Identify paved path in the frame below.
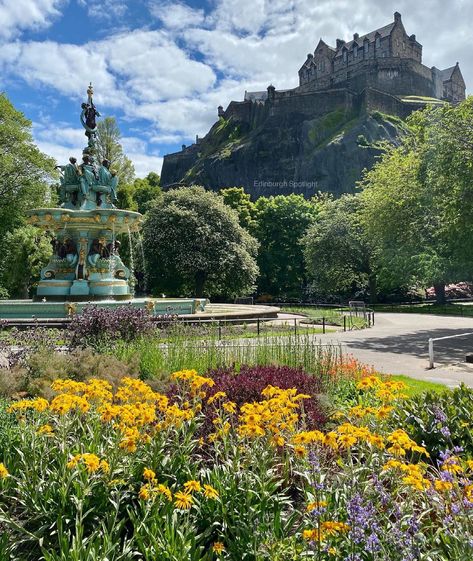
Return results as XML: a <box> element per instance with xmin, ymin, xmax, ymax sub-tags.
<box><xmin>297</xmin><ymin>312</ymin><xmax>473</xmax><ymax>387</ymax></box>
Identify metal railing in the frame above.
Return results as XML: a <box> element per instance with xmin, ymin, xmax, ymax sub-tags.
<box><xmin>428</xmin><ymin>332</ymin><xmax>473</xmax><ymax>369</ymax></box>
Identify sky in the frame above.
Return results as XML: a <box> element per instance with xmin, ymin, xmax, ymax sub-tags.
<box><xmin>0</xmin><ymin>0</ymin><xmax>470</xmax><ymax>178</ymax></box>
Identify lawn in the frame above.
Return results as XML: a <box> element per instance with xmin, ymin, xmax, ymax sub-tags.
<box><xmin>386</xmin><ymin>374</ymin><xmax>447</xmax><ymax>397</ymax></box>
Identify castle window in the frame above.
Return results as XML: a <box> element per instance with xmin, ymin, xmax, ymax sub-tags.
<box><xmin>343</xmin><ymin>50</ymin><xmax>347</xmax><ymax>62</ymax></box>
<box><xmin>375</xmin><ymin>37</ymin><xmax>380</xmax><ymax>49</ymax></box>
<box><xmin>364</xmin><ymin>42</ymin><xmax>369</xmax><ymax>55</ymax></box>
<box><xmin>353</xmin><ymin>46</ymin><xmax>358</xmax><ymax>58</ymax></box>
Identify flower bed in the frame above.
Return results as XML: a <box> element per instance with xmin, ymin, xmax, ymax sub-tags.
<box><xmin>0</xmin><ymin>370</ymin><xmax>472</xmax><ymax>560</ymax></box>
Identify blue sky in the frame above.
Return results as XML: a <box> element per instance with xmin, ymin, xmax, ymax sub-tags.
<box><xmin>0</xmin><ymin>0</ymin><xmax>470</xmax><ymax>177</ymax></box>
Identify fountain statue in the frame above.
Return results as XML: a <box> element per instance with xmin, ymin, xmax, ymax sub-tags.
<box><xmin>0</xmin><ymin>85</ymin><xmax>207</xmax><ymax>319</ymax></box>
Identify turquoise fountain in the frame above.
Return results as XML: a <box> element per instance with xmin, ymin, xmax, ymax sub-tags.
<box><xmin>0</xmin><ymin>85</ymin><xmax>207</xmax><ymax>319</ymax></box>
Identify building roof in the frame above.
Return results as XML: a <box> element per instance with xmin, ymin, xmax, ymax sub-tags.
<box><xmin>335</xmin><ymin>22</ymin><xmax>395</xmax><ymax>55</ymax></box>
<box><xmin>440</xmin><ymin>66</ymin><xmax>456</xmax><ymax>81</ymax></box>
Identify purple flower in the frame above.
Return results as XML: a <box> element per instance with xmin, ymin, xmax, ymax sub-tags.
<box><xmin>440</xmin><ymin>426</ymin><xmax>451</xmax><ymax>438</ymax></box>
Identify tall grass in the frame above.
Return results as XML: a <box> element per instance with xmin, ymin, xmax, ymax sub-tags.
<box><xmin>114</xmin><ymin>332</ymin><xmax>342</xmax><ymax>386</ymax></box>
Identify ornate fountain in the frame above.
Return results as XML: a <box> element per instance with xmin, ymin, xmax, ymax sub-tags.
<box><xmin>0</xmin><ymin>85</ymin><xmax>207</xmax><ymax>319</ymax></box>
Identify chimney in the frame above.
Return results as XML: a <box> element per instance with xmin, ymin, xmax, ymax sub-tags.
<box><xmin>353</xmin><ymin>33</ymin><xmax>359</xmax><ymax>41</ymax></box>
<box><xmin>394</xmin><ymin>11</ymin><xmax>401</xmax><ymax>23</ymax></box>
<box><xmin>307</xmin><ymin>53</ymin><xmax>313</xmax><ymax>59</ymax></box>
<box><xmin>218</xmin><ymin>105</ymin><xmax>224</xmax><ymax>117</ymax></box>
<box><xmin>336</xmin><ymin>39</ymin><xmax>345</xmax><ymax>49</ymax></box>
<box><xmin>410</xmin><ymin>34</ymin><xmax>416</xmax><ymax>42</ymax></box>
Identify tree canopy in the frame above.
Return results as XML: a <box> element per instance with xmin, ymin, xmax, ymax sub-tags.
<box><xmin>303</xmin><ymin>194</ymin><xmax>378</xmax><ymax>302</ymax></box>
<box><xmin>254</xmin><ymin>194</ymin><xmax>317</xmax><ymax>298</ymax></box>
<box><xmin>95</xmin><ymin>116</ymin><xmax>135</xmax><ymax>185</ymax></box>
<box><xmin>0</xmin><ymin>94</ymin><xmax>56</xmax><ymax>236</ymax></box>
<box><xmin>142</xmin><ymin>186</ymin><xmax>259</xmax><ymax>298</ymax></box>
<box><xmin>0</xmin><ymin>94</ymin><xmax>56</xmax><ymax>297</ymax></box>
<box><xmin>359</xmin><ymin>100</ymin><xmax>473</xmax><ymax>303</ymax></box>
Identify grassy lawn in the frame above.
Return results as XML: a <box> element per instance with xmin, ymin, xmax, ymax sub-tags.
<box><xmin>386</xmin><ymin>374</ymin><xmax>447</xmax><ymax>397</ymax></box>
<box><xmin>281</xmin><ymin>305</ymin><xmax>368</xmax><ymax>329</ymax></box>
<box><xmin>372</xmin><ymin>302</ymin><xmax>473</xmax><ymax>317</ymax></box>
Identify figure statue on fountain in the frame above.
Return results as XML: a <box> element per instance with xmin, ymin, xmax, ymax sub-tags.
<box><xmin>56</xmin><ymin>84</ymin><xmax>119</xmax><ymax>211</ymax></box>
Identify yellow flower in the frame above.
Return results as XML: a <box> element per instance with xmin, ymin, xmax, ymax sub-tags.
<box><xmin>8</xmin><ymin>397</ymin><xmax>49</xmax><ymax>413</ymax></box>
<box><xmin>139</xmin><ymin>485</ymin><xmax>151</xmax><ymax>500</ymax></box>
<box><xmin>143</xmin><ymin>468</ymin><xmax>156</xmax><ymax>481</ymax></box>
<box><xmin>174</xmin><ymin>491</ymin><xmax>193</xmax><ymax>510</ymax></box>
<box><xmin>302</xmin><ymin>529</ymin><xmax>318</xmax><ymax>541</ymax></box>
<box><xmin>434</xmin><ymin>480</ymin><xmax>453</xmax><ymax>492</ymax></box>
<box><xmin>294</xmin><ymin>445</ymin><xmax>307</xmax><ymax>458</ymax></box>
<box><xmin>306</xmin><ymin>501</ymin><xmax>327</xmax><ymax>512</ymax></box>
<box><xmin>321</xmin><ymin>521</ymin><xmax>350</xmax><ymax>535</ymax></box>
<box><xmin>402</xmin><ymin>475</ymin><xmax>430</xmax><ymax>491</ymax></box>
<box><xmin>212</xmin><ymin>542</ymin><xmax>225</xmax><ymax>554</ymax></box>
<box><xmin>0</xmin><ymin>463</ymin><xmax>9</xmax><ymax>479</ymax></box>
<box><xmin>66</xmin><ymin>453</ymin><xmax>106</xmax><ymax>474</ymax></box>
<box><xmin>37</xmin><ymin>424</ymin><xmax>54</xmax><ymax>435</ymax></box>
<box><xmin>183</xmin><ymin>480</ymin><xmax>201</xmax><ymax>493</ymax></box>
<box><xmin>467</xmin><ymin>460</ymin><xmax>473</xmax><ymax>471</ymax></box>
<box><xmin>203</xmin><ymin>484</ymin><xmax>219</xmax><ymax>499</ymax></box>
<box><xmin>223</xmin><ymin>401</ymin><xmax>237</xmax><ymax>414</ymax></box>
<box><xmin>157</xmin><ymin>484</ymin><xmax>172</xmax><ymax>501</ymax></box>
<box><xmin>356</xmin><ymin>376</ymin><xmax>381</xmax><ymax>390</ymax></box>
<box><xmin>338</xmin><ymin>434</ymin><xmax>357</xmax><ymax>448</ymax></box>
<box><xmin>207</xmin><ymin>392</ymin><xmax>226</xmax><ymax>405</ymax></box>
<box><xmin>81</xmin><ymin>453</ymin><xmax>101</xmax><ymax>473</ymax></box>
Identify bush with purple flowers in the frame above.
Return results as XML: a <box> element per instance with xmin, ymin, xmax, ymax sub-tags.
<box><xmin>391</xmin><ymin>384</ymin><xmax>473</xmax><ymax>459</ymax></box>
<box><xmin>68</xmin><ymin>305</ymin><xmax>157</xmax><ymax>349</ymax></box>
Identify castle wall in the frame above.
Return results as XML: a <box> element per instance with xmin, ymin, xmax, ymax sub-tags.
<box><xmin>299</xmin><ymin>58</ymin><xmax>436</xmax><ymax>98</ymax></box>
<box><xmin>270</xmin><ymin>89</ymin><xmax>356</xmax><ymax>119</ymax></box>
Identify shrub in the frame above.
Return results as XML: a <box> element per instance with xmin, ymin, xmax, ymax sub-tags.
<box><xmin>391</xmin><ymin>384</ymin><xmax>473</xmax><ymax>460</ymax></box>
<box><xmin>68</xmin><ymin>305</ymin><xmax>156</xmax><ymax>350</ymax></box>
<box><xmin>203</xmin><ymin>364</ymin><xmax>328</xmax><ymax>429</ymax></box>
<box><xmin>1</xmin><ymin>348</ymin><xmax>139</xmax><ymax>399</ymax></box>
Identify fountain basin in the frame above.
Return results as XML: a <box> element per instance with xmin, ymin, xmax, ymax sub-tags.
<box><xmin>0</xmin><ymin>298</ymin><xmax>208</xmax><ymax>319</ymax></box>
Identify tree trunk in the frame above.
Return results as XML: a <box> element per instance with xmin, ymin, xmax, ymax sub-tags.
<box><xmin>433</xmin><ymin>283</ymin><xmax>446</xmax><ymax>305</ymax></box>
<box><xmin>368</xmin><ymin>274</ymin><xmax>378</xmax><ymax>305</ymax></box>
<box><xmin>194</xmin><ymin>271</ymin><xmax>206</xmax><ymax>298</ymax></box>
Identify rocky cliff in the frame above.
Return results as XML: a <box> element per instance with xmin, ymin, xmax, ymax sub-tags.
<box><xmin>161</xmin><ymin>101</ymin><xmax>408</xmax><ymax>198</ymax></box>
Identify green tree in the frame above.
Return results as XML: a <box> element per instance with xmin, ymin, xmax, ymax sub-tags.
<box><xmin>302</xmin><ymin>194</ymin><xmax>378</xmax><ymax>303</ymax></box>
<box><xmin>95</xmin><ymin>116</ymin><xmax>135</xmax><ymax>185</ymax></box>
<box><xmin>359</xmin><ymin>103</ymin><xmax>473</xmax><ymax>304</ymax></box>
<box><xmin>219</xmin><ymin>187</ymin><xmax>257</xmax><ymax>232</ymax></box>
<box><xmin>143</xmin><ymin>186</ymin><xmax>259</xmax><ymax>298</ymax></box>
<box><xmin>117</xmin><ymin>173</ymin><xmax>161</xmax><ymax>213</ymax></box>
<box><xmin>0</xmin><ymin>226</ymin><xmax>52</xmax><ymax>298</ymax></box>
<box><xmin>133</xmin><ymin>173</ymin><xmax>161</xmax><ymax>214</ymax></box>
<box><xmin>0</xmin><ymin>94</ymin><xmax>55</xmax><ymax>237</ymax></box>
<box><xmin>254</xmin><ymin>194</ymin><xmax>317</xmax><ymax>298</ymax></box>
<box><xmin>0</xmin><ymin>94</ymin><xmax>56</xmax><ymax>296</ymax></box>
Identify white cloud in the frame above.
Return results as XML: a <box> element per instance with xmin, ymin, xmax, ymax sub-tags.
<box><xmin>98</xmin><ymin>29</ymin><xmax>216</xmax><ymax>102</ymax></box>
<box><xmin>0</xmin><ymin>0</ymin><xmax>65</xmax><ymax>39</ymax></box>
<box><xmin>150</xmin><ymin>1</ymin><xmax>205</xmax><ymax>30</ymax></box>
<box><xmin>85</xmin><ymin>0</ymin><xmax>128</xmax><ymax>20</ymax></box>
<box><xmin>126</xmin><ymin>152</ymin><xmax>163</xmax><ymax>177</ymax></box>
<box><xmin>2</xmin><ymin>0</ymin><xmax>472</xmax><ymax>176</ymax></box>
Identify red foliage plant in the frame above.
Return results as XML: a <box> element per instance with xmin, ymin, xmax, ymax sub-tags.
<box><xmin>204</xmin><ymin>364</ymin><xmax>328</xmax><ymax>430</ymax></box>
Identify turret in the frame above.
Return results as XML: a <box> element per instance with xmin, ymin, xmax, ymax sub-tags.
<box><xmin>267</xmin><ymin>84</ymin><xmax>276</xmax><ymax>103</ymax></box>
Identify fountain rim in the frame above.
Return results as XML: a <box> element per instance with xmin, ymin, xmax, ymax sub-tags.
<box><xmin>26</xmin><ymin>207</ymin><xmax>143</xmax><ymax>234</ymax></box>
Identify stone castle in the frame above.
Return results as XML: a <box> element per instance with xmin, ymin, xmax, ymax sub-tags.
<box><xmin>161</xmin><ymin>13</ymin><xmax>466</xmax><ymax>196</ymax></box>
<box><xmin>241</xmin><ymin>12</ymin><xmax>464</xmax><ymax>110</ymax></box>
